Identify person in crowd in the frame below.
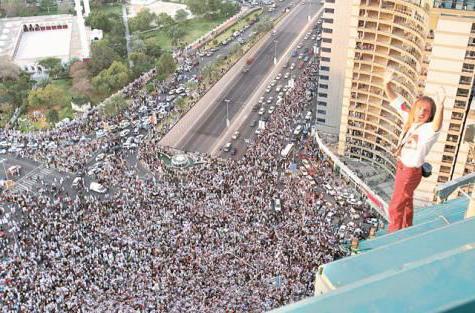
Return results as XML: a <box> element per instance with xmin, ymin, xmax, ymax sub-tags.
<box><xmin>384</xmin><ymin>68</ymin><xmax>445</xmax><ymax>233</ymax></box>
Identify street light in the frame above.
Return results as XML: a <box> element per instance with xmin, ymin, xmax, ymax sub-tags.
<box><xmin>224</xmin><ymin>99</ymin><xmax>231</xmax><ymax>127</ymax></box>
<box><xmin>273</xmin><ymin>39</ymin><xmax>278</xmax><ymax>65</ymax></box>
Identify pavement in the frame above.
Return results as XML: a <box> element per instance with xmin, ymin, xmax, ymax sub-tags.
<box><xmin>163</xmin><ymin>0</ymin><xmax>322</xmax><ymax>154</ymax></box>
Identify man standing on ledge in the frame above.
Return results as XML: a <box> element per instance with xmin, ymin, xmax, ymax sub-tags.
<box><xmin>383</xmin><ymin>69</ymin><xmax>445</xmax><ymax>233</ymax></box>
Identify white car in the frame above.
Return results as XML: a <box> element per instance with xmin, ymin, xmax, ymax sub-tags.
<box><xmin>90</xmin><ymin>182</ymin><xmax>107</xmax><ymax>193</ymax></box>
<box><xmin>255</xmin><ymin>128</ymin><xmax>262</xmax><ymax>135</ymax></box>
<box><xmin>223</xmin><ymin>142</ymin><xmax>232</xmax><ymax>152</ymax></box>
<box><xmin>290</xmin><ymin>63</ymin><xmax>296</xmax><ymax>70</ymax></box>
<box><xmin>119</xmin><ymin>120</ymin><xmax>130</xmax><ymax>129</ymax></box>
<box><xmin>266</xmin><ymin>86</ymin><xmax>272</xmax><ymax>93</ymax></box>
<box><xmin>232</xmin><ymin>131</ymin><xmax>240</xmax><ymax>140</ymax></box>
<box><xmin>305</xmin><ymin>111</ymin><xmax>313</xmax><ymax>120</ymax></box>
<box><xmin>270</xmin><ymin>80</ymin><xmax>277</xmax><ymax>87</ymax></box>
<box><xmin>275</xmin><ymin>85</ymin><xmax>282</xmax><ymax>93</ymax></box>
<box><xmin>284</xmin><ymin>72</ymin><xmax>290</xmax><ymax>79</ymax></box>
<box><xmin>259</xmin><ymin>96</ymin><xmax>265</xmax><ymax>104</ymax></box>
<box><xmin>267</xmin><ymin>97</ymin><xmax>273</xmax><ymax>104</ymax></box>
<box><xmin>258</xmin><ymin>108</ymin><xmax>266</xmax><ymax>115</ymax></box>
<box><xmin>120</xmin><ymin>129</ymin><xmax>130</xmax><ymax>137</ymax></box>
<box><xmin>274</xmin><ymin>198</ymin><xmax>282</xmax><ymax>212</ymax></box>
<box><xmin>268</xmin><ymin>106</ymin><xmax>275</xmax><ymax>114</ymax></box>
<box><xmin>293</xmin><ymin>125</ymin><xmax>303</xmax><ymax>136</ymax></box>
<box><xmin>275</xmin><ymin>73</ymin><xmax>282</xmax><ymax>80</ymax></box>
<box><xmin>96</xmin><ymin>153</ymin><xmax>106</xmax><ymax>162</ymax></box>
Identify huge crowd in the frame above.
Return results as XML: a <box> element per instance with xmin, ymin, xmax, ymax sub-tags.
<box><xmin>0</xmin><ymin>43</ymin><xmax>381</xmax><ymax>312</ymax></box>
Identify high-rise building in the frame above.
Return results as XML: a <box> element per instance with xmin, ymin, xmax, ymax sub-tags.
<box><xmin>320</xmin><ymin>0</ymin><xmax>475</xmax><ymax>204</ymax></box>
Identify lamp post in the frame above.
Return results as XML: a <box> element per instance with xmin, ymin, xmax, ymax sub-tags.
<box><xmin>224</xmin><ymin>99</ymin><xmax>231</xmax><ymax>127</ymax></box>
<box><xmin>273</xmin><ymin>39</ymin><xmax>278</xmax><ymax>65</ymax></box>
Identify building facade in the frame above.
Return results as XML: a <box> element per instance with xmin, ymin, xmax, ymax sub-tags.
<box><xmin>320</xmin><ymin>0</ymin><xmax>475</xmax><ymax>204</ymax></box>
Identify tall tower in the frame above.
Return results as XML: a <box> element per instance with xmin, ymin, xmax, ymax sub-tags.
<box><xmin>321</xmin><ymin>0</ymin><xmax>475</xmax><ymax>205</ymax></box>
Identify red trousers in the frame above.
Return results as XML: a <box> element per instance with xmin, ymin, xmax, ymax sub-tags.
<box><xmin>388</xmin><ymin>160</ymin><xmax>422</xmax><ymax>233</ymax></box>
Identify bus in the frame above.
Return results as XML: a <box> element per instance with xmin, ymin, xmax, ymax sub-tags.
<box><xmin>280</xmin><ymin>143</ymin><xmax>294</xmax><ymax>158</ymax></box>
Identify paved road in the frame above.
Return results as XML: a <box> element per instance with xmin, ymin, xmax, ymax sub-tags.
<box><xmin>177</xmin><ymin>1</ymin><xmax>321</xmax><ymax>153</ymax></box>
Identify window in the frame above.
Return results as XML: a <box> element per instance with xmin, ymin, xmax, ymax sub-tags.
<box><xmin>326</xmin><ymin>0</ymin><xmax>335</xmax><ymax>3</ymax></box>
<box><xmin>320</xmin><ymin>66</ymin><xmax>330</xmax><ymax>71</ymax></box>
<box><xmin>322</xmin><ymin>38</ymin><xmax>332</xmax><ymax>43</ymax></box>
<box><xmin>318</xmin><ymin>101</ymin><xmax>327</xmax><ymax>106</ymax></box>
<box><xmin>322</xmin><ymin>28</ymin><xmax>333</xmax><ymax>33</ymax></box>
<box><xmin>317</xmin><ymin>118</ymin><xmax>326</xmax><ymax>123</ymax></box>
<box><xmin>318</xmin><ymin>93</ymin><xmax>328</xmax><ymax>98</ymax></box>
<box><xmin>320</xmin><ymin>75</ymin><xmax>329</xmax><ymax>80</ymax></box>
<box><xmin>317</xmin><ymin>109</ymin><xmax>326</xmax><ymax>114</ymax></box>
<box><xmin>325</xmin><ymin>8</ymin><xmax>334</xmax><ymax>13</ymax></box>
<box><xmin>322</xmin><ymin>47</ymin><xmax>331</xmax><ymax>53</ymax></box>
<box><xmin>437</xmin><ymin>175</ymin><xmax>448</xmax><ymax>183</ymax></box>
<box><xmin>319</xmin><ymin>84</ymin><xmax>328</xmax><ymax>89</ymax></box>
<box><xmin>323</xmin><ymin>18</ymin><xmax>334</xmax><ymax>24</ymax></box>
<box><xmin>321</xmin><ymin>57</ymin><xmax>330</xmax><ymax>62</ymax></box>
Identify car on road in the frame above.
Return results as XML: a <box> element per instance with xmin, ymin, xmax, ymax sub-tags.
<box><xmin>259</xmin><ymin>96</ymin><xmax>265</xmax><ymax>104</ymax></box>
<box><xmin>291</xmin><ymin>50</ymin><xmax>297</xmax><ymax>57</ymax></box>
<box><xmin>96</xmin><ymin>153</ymin><xmax>106</xmax><ymax>162</ymax></box>
<box><xmin>303</xmin><ymin>56</ymin><xmax>309</xmax><ymax>62</ymax></box>
<box><xmin>250</xmin><ymin>119</ymin><xmax>257</xmax><ymax>127</ymax></box>
<box><xmin>0</xmin><ymin>149</ymin><xmax>7</xmax><ymax>154</ymax></box>
<box><xmin>275</xmin><ymin>73</ymin><xmax>282</xmax><ymax>80</ymax></box>
<box><xmin>274</xmin><ymin>198</ymin><xmax>282</xmax><ymax>212</ymax></box>
<box><xmin>270</xmin><ymin>79</ymin><xmax>277</xmax><ymax>87</ymax></box>
<box><xmin>90</xmin><ymin>182</ymin><xmax>107</xmax><ymax>193</ymax></box>
<box><xmin>266</xmin><ymin>86</ymin><xmax>272</xmax><ymax>93</ymax></box>
<box><xmin>230</xmin><ymin>147</ymin><xmax>237</xmax><ymax>156</ymax></box>
<box><xmin>252</xmin><ymin>104</ymin><xmax>259</xmax><ymax>112</ymax></box>
<box><xmin>255</xmin><ymin>128</ymin><xmax>262</xmax><ymax>135</ymax></box>
<box><xmin>290</xmin><ymin>63</ymin><xmax>296</xmax><ymax>70</ymax></box>
<box><xmin>284</xmin><ymin>72</ymin><xmax>290</xmax><ymax>79</ymax></box>
<box><xmin>223</xmin><ymin>142</ymin><xmax>232</xmax><ymax>152</ymax></box>
<box><xmin>232</xmin><ymin>131</ymin><xmax>240</xmax><ymax>140</ymax></box>
<box><xmin>268</xmin><ymin>106</ymin><xmax>275</xmax><ymax>114</ymax></box>
<box><xmin>297</xmin><ymin>44</ymin><xmax>302</xmax><ymax>49</ymax></box>
<box><xmin>258</xmin><ymin>107</ymin><xmax>266</xmax><ymax>115</ymax></box>
<box><xmin>275</xmin><ymin>85</ymin><xmax>282</xmax><ymax>92</ymax></box>
<box><xmin>266</xmin><ymin>97</ymin><xmax>273</xmax><ymax>104</ymax></box>
<box><xmin>305</xmin><ymin>111</ymin><xmax>313</xmax><ymax>120</ymax></box>
<box><xmin>293</xmin><ymin>125</ymin><xmax>303</xmax><ymax>136</ymax></box>
<box><xmin>120</xmin><ymin>129</ymin><xmax>130</xmax><ymax>137</ymax></box>
<box><xmin>119</xmin><ymin>120</ymin><xmax>130</xmax><ymax>129</ymax></box>
<box><xmin>72</xmin><ymin>177</ymin><xmax>82</xmax><ymax>189</ymax></box>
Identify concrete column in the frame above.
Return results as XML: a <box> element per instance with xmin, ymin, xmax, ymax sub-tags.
<box><xmin>83</xmin><ymin>0</ymin><xmax>91</xmax><ymax>17</ymax></box>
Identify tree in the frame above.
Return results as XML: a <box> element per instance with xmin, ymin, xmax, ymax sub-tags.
<box><xmin>256</xmin><ymin>19</ymin><xmax>273</xmax><ymax>34</ymax></box>
<box><xmin>0</xmin><ymin>56</ymin><xmax>21</xmax><ymax>82</ymax></box>
<box><xmin>174</xmin><ymin>9</ymin><xmax>189</xmax><ymax>22</ymax></box>
<box><xmin>46</xmin><ymin>109</ymin><xmax>59</xmax><ymax>124</ymax></box>
<box><xmin>85</xmin><ymin>11</ymin><xmax>113</xmax><ymax>32</ymax></box>
<box><xmin>88</xmin><ymin>39</ymin><xmax>121</xmax><ymax>76</ymax></box>
<box><xmin>101</xmin><ymin>94</ymin><xmax>127</xmax><ymax>117</ymax></box>
<box><xmin>157</xmin><ymin>13</ymin><xmax>174</xmax><ymax>27</ymax></box>
<box><xmin>219</xmin><ymin>1</ymin><xmax>239</xmax><ymax>18</ymax></box>
<box><xmin>144</xmin><ymin>38</ymin><xmax>162</xmax><ymax>58</ymax></box>
<box><xmin>28</xmin><ymin>84</ymin><xmax>67</xmax><ymax>109</ymax></box>
<box><xmin>155</xmin><ymin>52</ymin><xmax>176</xmax><ymax>81</ymax></box>
<box><xmin>129</xmin><ymin>9</ymin><xmax>156</xmax><ymax>32</ymax></box>
<box><xmin>130</xmin><ymin>52</ymin><xmax>154</xmax><ymax>77</ymax></box>
<box><xmin>39</xmin><ymin>0</ymin><xmax>57</xmax><ymax>14</ymax></box>
<box><xmin>92</xmin><ymin>61</ymin><xmax>130</xmax><ymax>94</ymax></box>
<box><xmin>58</xmin><ymin>1</ymin><xmax>73</xmax><ymax>14</ymax></box>
<box><xmin>130</xmin><ymin>35</ymin><xmax>146</xmax><ymax>53</ymax></box>
<box><xmin>166</xmin><ymin>25</ymin><xmax>186</xmax><ymax>46</ymax></box>
<box><xmin>0</xmin><ymin>73</ymin><xmax>31</xmax><ymax>109</ymax></box>
<box><xmin>38</xmin><ymin>57</ymin><xmax>63</xmax><ymax>79</ymax></box>
<box><xmin>1</xmin><ymin>0</ymin><xmax>34</xmax><ymax>17</ymax></box>
<box><xmin>69</xmin><ymin>60</ymin><xmax>94</xmax><ymax>98</ymax></box>
<box><xmin>230</xmin><ymin>42</ymin><xmax>242</xmax><ymax>56</ymax></box>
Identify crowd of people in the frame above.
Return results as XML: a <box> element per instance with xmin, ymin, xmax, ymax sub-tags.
<box><xmin>0</xmin><ymin>48</ymin><xmax>382</xmax><ymax>311</ymax></box>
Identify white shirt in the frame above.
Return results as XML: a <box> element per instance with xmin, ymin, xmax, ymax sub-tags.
<box><xmin>389</xmin><ymin>95</ymin><xmax>440</xmax><ymax>168</ymax></box>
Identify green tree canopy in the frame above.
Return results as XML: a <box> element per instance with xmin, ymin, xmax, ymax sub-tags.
<box><xmin>144</xmin><ymin>38</ymin><xmax>162</xmax><ymax>58</ymax></box>
<box><xmin>155</xmin><ymin>52</ymin><xmax>176</xmax><ymax>81</ymax></box>
<box><xmin>88</xmin><ymin>39</ymin><xmax>121</xmax><ymax>76</ymax></box>
<box><xmin>0</xmin><ymin>56</ymin><xmax>21</xmax><ymax>82</ymax></box>
<box><xmin>46</xmin><ymin>109</ymin><xmax>59</xmax><ymax>124</ymax></box>
<box><xmin>100</xmin><ymin>93</ymin><xmax>127</xmax><ymax>117</ymax></box>
<box><xmin>38</xmin><ymin>57</ymin><xmax>63</xmax><ymax>79</ymax></box>
<box><xmin>92</xmin><ymin>61</ymin><xmax>130</xmax><ymax>94</ymax></box>
<box><xmin>174</xmin><ymin>9</ymin><xmax>189</xmax><ymax>22</ymax></box>
<box><xmin>130</xmin><ymin>52</ymin><xmax>154</xmax><ymax>77</ymax></box>
<box><xmin>85</xmin><ymin>11</ymin><xmax>113</xmax><ymax>32</ymax></box>
<box><xmin>0</xmin><ymin>73</ymin><xmax>31</xmax><ymax>109</ymax></box>
<box><xmin>157</xmin><ymin>12</ymin><xmax>175</xmax><ymax>27</ymax></box>
<box><xmin>27</xmin><ymin>84</ymin><xmax>67</xmax><ymax>109</ymax></box>
<box><xmin>129</xmin><ymin>8</ymin><xmax>156</xmax><ymax>32</ymax></box>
